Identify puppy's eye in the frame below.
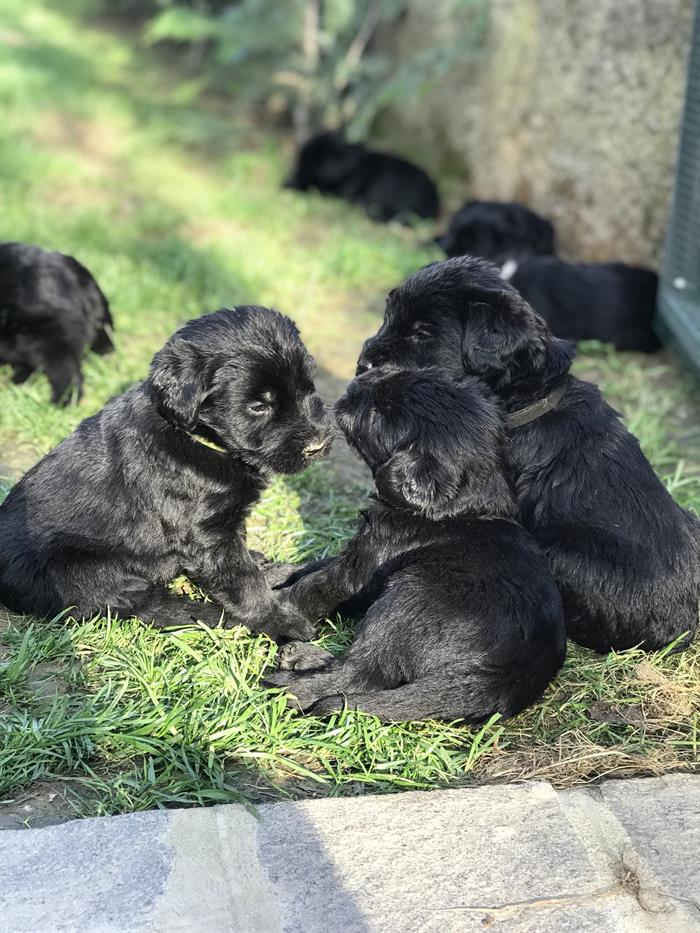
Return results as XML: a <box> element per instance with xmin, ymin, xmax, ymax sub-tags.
<box><xmin>247</xmin><ymin>401</ymin><xmax>272</xmax><ymax>416</ymax></box>
<box><xmin>410</xmin><ymin>323</ymin><xmax>432</xmax><ymax>340</ymax></box>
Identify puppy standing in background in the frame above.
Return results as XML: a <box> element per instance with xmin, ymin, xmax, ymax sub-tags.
<box><xmin>355</xmin><ymin>257</ymin><xmax>700</xmax><ymax>654</ymax></box>
<box><xmin>0</xmin><ymin>242</ymin><xmax>114</xmax><ymax>404</ymax></box>
<box><xmin>0</xmin><ymin>306</ymin><xmax>332</xmax><ymax>641</ymax></box>
<box><xmin>268</xmin><ymin>369</ymin><xmax>566</xmax><ymax>722</ymax></box>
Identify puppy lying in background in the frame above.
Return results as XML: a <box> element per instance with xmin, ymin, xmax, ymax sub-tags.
<box><xmin>435</xmin><ymin>200</ymin><xmax>555</xmax><ymax>264</ymax></box>
<box><xmin>284</xmin><ymin>132</ymin><xmax>440</xmax><ymax>223</ymax></box>
<box><xmin>434</xmin><ymin>202</ymin><xmax>660</xmax><ymax>352</ymax></box>
<box><xmin>506</xmin><ymin>256</ymin><xmax>661</xmax><ymax>353</ymax></box>
<box><xmin>0</xmin><ymin>306</ymin><xmax>332</xmax><ymax>641</ymax></box>
<box><xmin>356</xmin><ymin>257</ymin><xmax>700</xmax><ymax>653</ymax></box>
<box><xmin>0</xmin><ymin>242</ymin><xmax>114</xmax><ymax>404</ymax></box>
<box><xmin>267</xmin><ymin>368</ymin><xmax>566</xmax><ymax>722</ymax></box>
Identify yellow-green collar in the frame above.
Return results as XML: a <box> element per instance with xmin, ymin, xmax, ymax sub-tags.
<box><xmin>184</xmin><ymin>430</ymin><xmax>227</xmax><ymax>454</ymax></box>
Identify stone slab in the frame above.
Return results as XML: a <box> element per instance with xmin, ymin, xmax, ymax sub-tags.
<box><xmin>1</xmin><ymin>777</ymin><xmax>699</xmax><ymax>932</ymax></box>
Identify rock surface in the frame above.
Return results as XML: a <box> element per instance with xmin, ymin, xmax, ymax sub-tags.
<box><xmin>1</xmin><ymin>775</ymin><xmax>699</xmax><ymax>932</ymax></box>
<box><xmin>374</xmin><ymin>0</ymin><xmax>694</xmax><ymax>267</ymax></box>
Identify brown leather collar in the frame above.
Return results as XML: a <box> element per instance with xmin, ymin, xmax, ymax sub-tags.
<box><xmin>505</xmin><ymin>380</ymin><xmax>569</xmax><ymax>429</ymax></box>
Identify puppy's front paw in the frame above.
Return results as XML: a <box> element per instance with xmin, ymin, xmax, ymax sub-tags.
<box><xmin>263</xmin><ymin>607</ymin><xmax>316</xmax><ymax>644</ymax></box>
<box><xmin>278</xmin><ymin>640</ymin><xmax>334</xmax><ymax>671</ymax></box>
<box><xmin>264</xmin><ymin>671</ymin><xmax>320</xmax><ymax>711</ymax></box>
<box><xmin>280</xmin><ymin>609</ymin><xmax>316</xmax><ymax>643</ymax></box>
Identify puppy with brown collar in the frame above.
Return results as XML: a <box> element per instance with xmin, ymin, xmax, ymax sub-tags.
<box><xmin>355</xmin><ymin>257</ymin><xmax>700</xmax><ymax>652</ymax></box>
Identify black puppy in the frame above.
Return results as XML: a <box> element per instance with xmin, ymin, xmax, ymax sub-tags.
<box><xmin>285</xmin><ymin>132</ymin><xmax>440</xmax><ymax>222</ymax></box>
<box><xmin>0</xmin><ymin>242</ymin><xmax>114</xmax><ymax>404</ymax></box>
<box><xmin>0</xmin><ymin>306</ymin><xmax>332</xmax><ymax>641</ymax></box>
<box><xmin>506</xmin><ymin>256</ymin><xmax>661</xmax><ymax>353</ymax></box>
<box><xmin>435</xmin><ymin>200</ymin><xmax>555</xmax><ymax>264</ymax></box>
<box><xmin>356</xmin><ymin>257</ymin><xmax>700</xmax><ymax>653</ymax></box>
<box><xmin>267</xmin><ymin>368</ymin><xmax>566</xmax><ymax>722</ymax></box>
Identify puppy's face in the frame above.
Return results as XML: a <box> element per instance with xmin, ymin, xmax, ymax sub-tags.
<box><xmin>285</xmin><ymin>133</ymin><xmax>361</xmax><ymax>192</ymax></box>
<box><xmin>149</xmin><ymin>306</ymin><xmax>333</xmax><ymax>474</ymax></box>
<box><xmin>436</xmin><ymin>202</ymin><xmax>555</xmax><ymax>263</ymax></box>
<box><xmin>335</xmin><ymin>368</ymin><xmax>514</xmax><ymax>520</ymax></box>
<box><xmin>436</xmin><ymin>214</ymin><xmax>511</xmax><ymax>262</ymax></box>
<box><xmin>356</xmin><ymin>256</ymin><xmax>573</xmax><ymax>391</ymax></box>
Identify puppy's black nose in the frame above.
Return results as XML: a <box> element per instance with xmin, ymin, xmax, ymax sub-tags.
<box><xmin>355</xmin><ymin>359</ymin><xmax>373</xmax><ymax>375</ymax></box>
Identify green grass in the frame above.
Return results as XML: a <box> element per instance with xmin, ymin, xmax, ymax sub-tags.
<box><xmin>0</xmin><ymin>1</ymin><xmax>699</xmax><ymax>824</ymax></box>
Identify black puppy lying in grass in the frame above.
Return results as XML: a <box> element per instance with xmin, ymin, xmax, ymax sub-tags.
<box><xmin>285</xmin><ymin>132</ymin><xmax>440</xmax><ymax>223</ymax></box>
<box><xmin>434</xmin><ymin>202</ymin><xmax>659</xmax><ymax>352</ymax></box>
<box><xmin>356</xmin><ymin>256</ymin><xmax>700</xmax><ymax>653</ymax></box>
<box><xmin>0</xmin><ymin>242</ymin><xmax>114</xmax><ymax>404</ymax></box>
<box><xmin>0</xmin><ymin>306</ymin><xmax>332</xmax><ymax>641</ymax></box>
<box><xmin>267</xmin><ymin>368</ymin><xmax>566</xmax><ymax>722</ymax></box>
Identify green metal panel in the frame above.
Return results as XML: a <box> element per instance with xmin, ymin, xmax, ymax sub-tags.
<box><xmin>657</xmin><ymin>0</ymin><xmax>700</xmax><ymax>373</ymax></box>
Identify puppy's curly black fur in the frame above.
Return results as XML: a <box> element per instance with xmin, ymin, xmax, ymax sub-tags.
<box><xmin>0</xmin><ymin>306</ymin><xmax>332</xmax><ymax>640</ymax></box>
<box><xmin>355</xmin><ymin>256</ymin><xmax>700</xmax><ymax>653</ymax></box>
<box><xmin>285</xmin><ymin>132</ymin><xmax>440</xmax><ymax>223</ymax></box>
<box><xmin>0</xmin><ymin>242</ymin><xmax>114</xmax><ymax>404</ymax></box>
<box><xmin>267</xmin><ymin>368</ymin><xmax>566</xmax><ymax>723</ymax></box>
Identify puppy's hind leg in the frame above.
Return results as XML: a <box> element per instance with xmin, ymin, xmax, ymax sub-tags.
<box><xmin>309</xmin><ymin>674</ymin><xmax>491</xmax><ymax>723</ymax></box>
<box><xmin>266</xmin><ymin>661</ymin><xmax>369</xmax><ymax>712</ymax></box>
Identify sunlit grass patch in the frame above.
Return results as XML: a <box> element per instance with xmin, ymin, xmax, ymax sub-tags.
<box><xmin>0</xmin><ymin>616</ymin><xmax>505</xmax><ymax>816</ymax></box>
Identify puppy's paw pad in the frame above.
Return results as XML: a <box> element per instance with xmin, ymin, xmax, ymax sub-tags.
<box><xmin>277</xmin><ymin>641</ymin><xmax>306</xmax><ymax>669</ymax></box>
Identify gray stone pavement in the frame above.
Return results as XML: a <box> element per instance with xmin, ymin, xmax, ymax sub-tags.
<box><xmin>1</xmin><ymin>775</ymin><xmax>698</xmax><ymax>932</ymax></box>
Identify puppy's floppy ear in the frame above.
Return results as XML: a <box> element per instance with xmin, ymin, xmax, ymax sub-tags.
<box><xmin>462</xmin><ymin>288</ymin><xmax>549</xmax><ymax>385</ymax></box>
<box><xmin>375</xmin><ymin>449</ymin><xmax>465</xmax><ymax>521</ymax></box>
<box><xmin>373</xmin><ymin>375</ymin><xmax>517</xmax><ymax>520</ymax></box>
<box><xmin>148</xmin><ymin>337</ymin><xmax>209</xmax><ymax>431</ymax></box>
